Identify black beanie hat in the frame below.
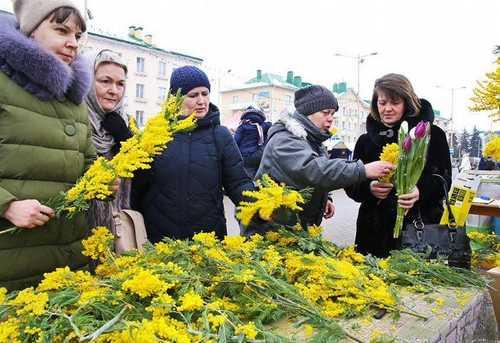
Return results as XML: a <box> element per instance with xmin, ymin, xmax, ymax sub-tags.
<box><xmin>294</xmin><ymin>85</ymin><xmax>339</xmax><ymax>116</ymax></box>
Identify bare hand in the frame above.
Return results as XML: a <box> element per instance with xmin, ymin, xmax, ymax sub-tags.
<box><xmin>370</xmin><ymin>180</ymin><xmax>393</xmax><ymax>200</ymax></box>
<box><xmin>398</xmin><ymin>187</ymin><xmax>420</xmax><ymax>209</ymax></box>
<box><xmin>3</xmin><ymin>199</ymin><xmax>55</xmax><ymax>229</ymax></box>
<box><xmin>323</xmin><ymin>200</ymin><xmax>335</xmax><ymax>219</ymax></box>
<box><xmin>364</xmin><ymin>161</ymin><xmax>395</xmax><ymax>180</ymax></box>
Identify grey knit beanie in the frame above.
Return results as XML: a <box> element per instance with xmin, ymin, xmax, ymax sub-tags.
<box><xmin>12</xmin><ymin>0</ymin><xmax>84</xmax><ymax>35</ymax></box>
<box><xmin>294</xmin><ymin>85</ymin><xmax>339</xmax><ymax>116</ymax></box>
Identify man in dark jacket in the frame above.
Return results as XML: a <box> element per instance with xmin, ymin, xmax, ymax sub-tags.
<box><xmin>253</xmin><ymin>85</ymin><xmax>393</xmax><ymax>231</ymax></box>
<box><xmin>131</xmin><ymin>66</ymin><xmax>254</xmax><ymax>242</ymax></box>
<box><xmin>234</xmin><ymin>106</ymin><xmax>271</xmax><ymax>178</ymax></box>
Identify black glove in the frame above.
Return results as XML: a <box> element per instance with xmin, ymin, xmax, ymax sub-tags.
<box><xmin>102</xmin><ymin>112</ymin><xmax>133</xmax><ymax>144</ymax></box>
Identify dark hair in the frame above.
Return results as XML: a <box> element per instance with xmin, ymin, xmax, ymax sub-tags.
<box><xmin>45</xmin><ymin>7</ymin><xmax>86</xmax><ymax>33</ymax></box>
<box><xmin>370</xmin><ymin>73</ymin><xmax>421</xmax><ymax>121</ymax></box>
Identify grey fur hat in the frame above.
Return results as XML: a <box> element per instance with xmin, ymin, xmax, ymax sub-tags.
<box><xmin>12</xmin><ymin>0</ymin><xmax>84</xmax><ymax>35</ymax></box>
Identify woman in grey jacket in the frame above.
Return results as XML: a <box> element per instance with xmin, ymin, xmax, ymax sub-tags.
<box><xmin>254</xmin><ymin>85</ymin><xmax>393</xmax><ymax>229</ymax></box>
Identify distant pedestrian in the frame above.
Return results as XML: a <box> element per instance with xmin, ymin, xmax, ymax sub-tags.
<box><xmin>234</xmin><ymin>106</ymin><xmax>271</xmax><ymax>178</ymax></box>
<box><xmin>478</xmin><ymin>156</ymin><xmax>496</xmax><ymax>171</ymax></box>
<box><xmin>459</xmin><ymin>153</ymin><xmax>471</xmax><ymax>172</ymax></box>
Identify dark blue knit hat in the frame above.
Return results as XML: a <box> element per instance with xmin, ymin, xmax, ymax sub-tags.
<box><xmin>169</xmin><ymin>65</ymin><xmax>211</xmax><ymax>96</ymax></box>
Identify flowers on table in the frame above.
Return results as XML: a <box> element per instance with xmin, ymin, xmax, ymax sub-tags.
<box><xmin>393</xmin><ymin>120</ymin><xmax>431</xmax><ymax>238</ymax></box>
<box><xmin>467</xmin><ymin>231</ymin><xmax>500</xmax><ymax>269</ymax></box>
<box><xmin>0</xmin><ymin>225</ymin><xmax>486</xmax><ymax>342</ymax></box>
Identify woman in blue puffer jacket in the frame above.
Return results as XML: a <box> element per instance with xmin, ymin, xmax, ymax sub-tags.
<box><xmin>234</xmin><ymin>106</ymin><xmax>271</xmax><ymax>178</ymax></box>
<box><xmin>131</xmin><ymin>66</ymin><xmax>254</xmax><ymax>242</ymax></box>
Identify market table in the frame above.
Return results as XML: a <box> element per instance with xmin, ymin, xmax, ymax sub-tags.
<box><xmin>272</xmin><ymin>288</ymin><xmax>498</xmax><ymax>342</ymax></box>
<box><xmin>469</xmin><ymin>202</ymin><xmax>500</xmax><ymax>217</ymax></box>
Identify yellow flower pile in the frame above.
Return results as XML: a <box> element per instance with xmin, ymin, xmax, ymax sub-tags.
<box><xmin>237</xmin><ymin>174</ymin><xmax>305</xmax><ymax>226</ymax></box>
<box><xmin>0</xmin><ymin>227</ymin><xmax>485</xmax><ymax>342</ymax></box>
<box><xmin>58</xmin><ymin>94</ymin><xmax>197</xmax><ymax>215</ymax></box>
<box><xmin>177</xmin><ymin>290</ymin><xmax>204</xmax><ymax>312</ymax></box>
<box><xmin>467</xmin><ymin>231</ymin><xmax>500</xmax><ymax>269</ymax></box>
<box><xmin>379</xmin><ymin>143</ymin><xmax>399</xmax><ymax>183</ymax></box>
<box><xmin>483</xmin><ymin>135</ymin><xmax>500</xmax><ymax>162</ymax></box>
<box><xmin>82</xmin><ymin>226</ymin><xmax>115</xmax><ymax>260</ymax></box>
<box><xmin>329</xmin><ymin>127</ymin><xmax>339</xmax><ymax>136</ymax></box>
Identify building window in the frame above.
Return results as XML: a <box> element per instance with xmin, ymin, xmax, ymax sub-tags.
<box><xmin>136</xmin><ymin>84</ymin><xmax>145</xmax><ymax>98</ymax></box>
<box><xmin>342</xmin><ymin>121</ymin><xmax>346</xmax><ymax>129</ymax></box>
<box><xmin>136</xmin><ymin>57</ymin><xmax>145</xmax><ymax>73</ymax></box>
<box><xmin>158</xmin><ymin>61</ymin><xmax>167</xmax><ymax>77</ymax></box>
<box><xmin>135</xmin><ymin>110</ymin><xmax>145</xmax><ymax>127</ymax></box>
<box><xmin>159</xmin><ymin>87</ymin><xmax>167</xmax><ymax>101</ymax></box>
<box><xmin>258</xmin><ymin>91</ymin><xmax>270</xmax><ymax>98</ymax></box>
<box><xmin>284</xmin><ymin>95</ymin><xmax>292</xmax><ymax>104</ymax></box>
<box><xmin>233</xmin><ymin>96</ymin><xmax>239</xmax><ymax>104</ymax></box>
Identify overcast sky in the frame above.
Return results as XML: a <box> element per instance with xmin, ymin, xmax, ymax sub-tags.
<box><xmin>1</xmin><ymin>0</ymin><xmax>498</xmax><ymax>131</ymax></box>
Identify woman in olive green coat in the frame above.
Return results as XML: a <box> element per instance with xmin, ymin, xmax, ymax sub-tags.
<box><xmin>0</xmin><ymin>1</ymin><xmax>96</xmax><ymax>291</ymax></box>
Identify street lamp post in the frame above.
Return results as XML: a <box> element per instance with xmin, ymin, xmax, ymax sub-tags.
<box><xmin>333</xmin><ymin>52</ymin><xmax>378</xmax><ymax>148</ymax></box>
<box><xmin>333</xmin><ymin>52</ymin><xmax>378</xmax><ymax>96</ymax></box>
<box><xmin>435</xmin><ymin>85</ymin><xmax>466</xmax><ymax>157</ymax></box>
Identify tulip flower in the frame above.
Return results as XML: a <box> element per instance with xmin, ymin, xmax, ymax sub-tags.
<box><xmin>414</xmin><ymin>121</ymin><xmax>427</xmax><ymax>139</ymax></box>
<box><xmin>400</xmin><ymin>121</ymin><xmax>408</xmax><ymax>134</ymax></box>
<box><xmin>403</xmin><ymin>136</ymin><xmax>412</xmax><ymax>152</ymax></box>
<box><xmin>393</xmin><ymin>120</ymin><xmax>431</xmax><ymax>238</ymax></box>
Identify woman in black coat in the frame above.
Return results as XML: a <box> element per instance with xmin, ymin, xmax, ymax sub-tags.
<box><xmin>346</xmin><ymin>74</ymin><xmax>452</xmax><ymax>257</ymax></box>
<box><xmin>131</xmin><ymin>66</ymin><xmax>254</xmax><ymax>243</ymax></box>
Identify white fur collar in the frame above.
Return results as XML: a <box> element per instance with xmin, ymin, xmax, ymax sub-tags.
<box><xmin>277</xmin><ymin>111</ymin><xmax>307</xmax><ymax>139</ymax></box>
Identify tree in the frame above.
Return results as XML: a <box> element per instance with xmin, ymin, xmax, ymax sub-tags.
<box><xmin>451</xmin><ymin>134</ymin><xmax>460</xmax><ymax>159</ymax></box>
<box><xmin>459</xmin><ymin>129</ymin><xmax>471</xmax><ymax>156</ymax></box>
<box><xmin>470</xmin><ymin>46</ymin><xmax>500</xmax><ymax>121</ymax></box>
<box><xmin>469</xmin><ymin>126</ymin><xmax>482</xmax><ymax>158</ymax></box>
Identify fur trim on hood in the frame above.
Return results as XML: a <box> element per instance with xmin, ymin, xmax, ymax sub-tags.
<box><xmin>0</xmin><ymin>13</ymin><xmax>91</xmax><ymax>104</ymax></box>
<box><xmin>275</xmin><ymin>110</ymin><xmax>308</xmax><ymax>139</ymax></box>
<box><xmin>268</xmin><ymin>110</ymin><xmax>331</xmax><ymax>148</ymax></box>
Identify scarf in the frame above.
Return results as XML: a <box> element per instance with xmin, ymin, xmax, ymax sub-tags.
<box><xmin>85</xmin><ymin>50</ymin><xmax>128</xmax><ymax>158</ymax></box>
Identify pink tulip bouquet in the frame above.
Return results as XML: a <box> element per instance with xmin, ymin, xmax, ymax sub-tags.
<box><xmin>393</xmin><ymin>120</ymin><xmax>431</xmax><ymax>238</ymax></box>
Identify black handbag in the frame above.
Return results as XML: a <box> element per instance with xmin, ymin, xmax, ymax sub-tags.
<box><xmin>400</xmin><ymin>174</ymin><xmax>471</xmax><ymax>269</ymax></box>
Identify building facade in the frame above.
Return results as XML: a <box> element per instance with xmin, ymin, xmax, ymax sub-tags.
<box><xmin>220</xmin><ymin>75</ymin><xmax>369</xmax><ymax>151</ymax></box>
<box><xmin>331</xmin><ymin>83</ymin><xmax>371</xmax><ymax>151</ymax></box>
<box><xmin>219</xmin><ymin>70</ymin><xmax>309</xmax><ymax>130</ymax></box>
<box><xmin>84</xmin><ymin>26</ymin><xmax>203</xmax><ymax>126</ymax></box>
